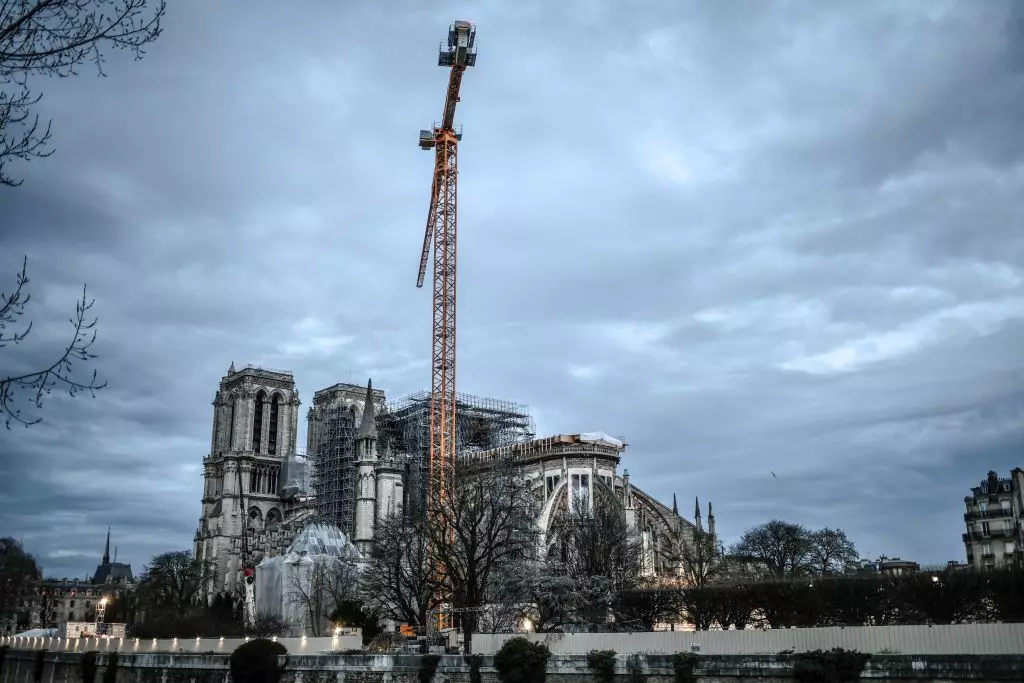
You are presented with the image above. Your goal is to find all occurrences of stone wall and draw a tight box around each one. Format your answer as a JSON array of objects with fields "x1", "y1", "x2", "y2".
[{"x1": 3, "y1": 648, "x2": 1024, "y2": 683}]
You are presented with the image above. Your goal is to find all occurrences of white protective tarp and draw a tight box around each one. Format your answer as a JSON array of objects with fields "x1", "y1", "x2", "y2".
[
  {"x1": 254, "y1": 523, "x2": 361, "y2": 631},
  {"x1": 280, "y1": 454, "x2": 312, "y2": 499},
  {"x1": 580, "y1": 431, "x2": 624, "y2": 448}
]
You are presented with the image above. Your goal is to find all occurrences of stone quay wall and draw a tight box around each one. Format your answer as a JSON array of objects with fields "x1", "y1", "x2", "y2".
[{"x1": 3, "y1": 648, "x2": 1024, "y2": 683}]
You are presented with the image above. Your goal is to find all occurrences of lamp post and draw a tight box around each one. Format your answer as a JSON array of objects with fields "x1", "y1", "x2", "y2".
[{"x1": 97, "y1": 598, "x2": 108, "y2": 635}]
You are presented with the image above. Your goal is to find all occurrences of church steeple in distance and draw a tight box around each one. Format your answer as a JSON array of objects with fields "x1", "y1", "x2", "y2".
[
  {"x1": 357, "y1": 379, "x2": 378, "y2": 440},
  {"x1": 695, "y1": 496, "x2": 703, "y2": 531},
  {"x1": 102, "y1": 526, "x2": 111, "y2": 565},
  {"x1": 672, "y1": 493, "x2": 679, "y2": 515}
]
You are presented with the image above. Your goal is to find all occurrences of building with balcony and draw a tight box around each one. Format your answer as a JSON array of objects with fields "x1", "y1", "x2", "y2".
[{"x1": 962, "y1": 469, "x2": 1024, "y2": 569}]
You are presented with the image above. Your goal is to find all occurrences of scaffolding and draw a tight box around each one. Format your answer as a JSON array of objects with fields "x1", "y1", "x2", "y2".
[
  {"x1": 307, "y1": 382, "x2": 387, "y2": 535},
  {"x1": 377, "y1": 391, "x2": 536, "y2": 518},
  {"x1": 308, "y1": 402, "x2": 356, "y2": 536}
]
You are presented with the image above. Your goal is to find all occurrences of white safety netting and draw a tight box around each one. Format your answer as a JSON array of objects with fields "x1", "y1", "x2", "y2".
[
  {"x1": 280, "y1": 454, "x2": 312, "y2": 498},
  {"x1": 254, "y1": 523, "x2": 362, "y2": 632}
]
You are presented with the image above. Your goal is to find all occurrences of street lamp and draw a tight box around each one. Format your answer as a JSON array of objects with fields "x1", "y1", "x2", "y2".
[{"x1": 97, "y1": 598, "x2": 108, "y2": 630}]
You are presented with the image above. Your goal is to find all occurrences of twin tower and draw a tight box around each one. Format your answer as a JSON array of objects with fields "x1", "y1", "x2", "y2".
[{"x1": 195, "y1": 364, "x2": 406, "y2": 593}]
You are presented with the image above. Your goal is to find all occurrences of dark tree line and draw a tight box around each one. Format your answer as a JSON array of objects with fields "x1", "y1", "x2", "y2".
[{"x1": 612, "y1": 566, "x2": 1024, "y2": 632}]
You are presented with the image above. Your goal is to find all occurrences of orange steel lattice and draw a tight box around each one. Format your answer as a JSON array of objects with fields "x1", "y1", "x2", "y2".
[{"x1": 416, "y1": 20, "x2": 477, "y2": 633}]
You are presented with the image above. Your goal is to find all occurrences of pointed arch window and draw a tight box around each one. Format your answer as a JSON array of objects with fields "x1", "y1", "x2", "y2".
[
  {"x1": 269, "y1": 394, "x2": 280, "y2": 455},
  {"x1": 252, "y1": 391, "x2": 266, "y2": 453}
]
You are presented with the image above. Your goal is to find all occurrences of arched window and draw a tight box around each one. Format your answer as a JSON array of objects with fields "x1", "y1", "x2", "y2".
[
  {"x1": 269, "y1": 394, "x2": 281, "y2": 455},
  {"x1": 248, "y1": 507, "x2": 263, "y2": 530},
  {"x1": 252, "y1": 391, "x2": 266, "y2": 453},
  {"x1": 266, "y1": 508, "x2": 281, "y2": 529}
]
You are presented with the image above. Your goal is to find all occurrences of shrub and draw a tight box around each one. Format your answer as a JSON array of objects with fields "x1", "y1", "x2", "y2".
[
  {"x1": 0, "y1": 646, "x2": 7, "y2": 681},
  {"x1": 672, "y1": 652, "x2": 698, "y2": 683},
  {"x1": 625, "y1": 653, "x2": 645, "y2": 683},
  {"x1": 587, "y1": 650, "x2": 617, "y2": 683},
  {"x1": 792, "y1": 648, "x2": 871, "y2": 683},
  {"x1": 229, "y1": 639, "x2": 288, "y2": 683},
  {"x1": 102, "y1": 651, "x2": 119, "y2": 683},
  {"x1": 464, "y1": 654, "x2": 484, "y2": 683},
  {"x1": 417, "y1": 654, "x2": 441, "y2": 683},
  {"x1": 81, "y1": 651, "x2": 98, "y2": 683},
  {"x1": 493, "y1": 637, "x2": 550, "y2": 683},
  {"x1": 33, "y1": 649, "x2": 46, "y2": 682}
]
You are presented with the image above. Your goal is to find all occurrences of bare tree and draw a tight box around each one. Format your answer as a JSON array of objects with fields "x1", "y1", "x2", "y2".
[
  {"x1": 35, "y1": 585, "x2": 58, "y2": 627},
  {"x1": 427, "y1": 459, "x2": 540, "y2": 654},
  {"x1": 359, "y1": 512, "x2": 437, "y2": 634},
  {"x1": 548, "y1": 486, "x2": 642, "y2": 630},
  {"x1": 1, "y1": 256, "x2": 106, "y2": 428},
  {"x1": 246, "y1": 611, "x2": 288, "y2": 638},
  {"x1": 288, "y1": 555, "x2": 354, "y2": 637},
  {"x1": 0, "y1": 0, "x2": 166, "y2": 186},
  {"x1": 677, "y1": 526, "x2": 723, "y2": 587},
  {"x1": 806, "y1": 527, "x2": 858, "y2": 575},
  {"x1": 135, "y1": 550, "x2": 214, "y2": 621},
  {"x1": 731, "y1": 520, "x2": 812, "y2": 578}
]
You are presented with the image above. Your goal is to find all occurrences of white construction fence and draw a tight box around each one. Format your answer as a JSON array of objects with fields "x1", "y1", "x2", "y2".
[
  {"x1": 472, "y1": 623, "x2": 1024, "y2": 656},
  {"x1": 0, "y1": 634, "x2": 358, "y2": 654}
]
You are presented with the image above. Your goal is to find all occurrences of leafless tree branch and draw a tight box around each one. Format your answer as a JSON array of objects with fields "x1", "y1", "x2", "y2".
[
  {"x1": 0, "y1": 255, "x2": 106, "y2": 428},
  {"x1": 0, "y1": 0, "x2": 166, "y2": 185}
]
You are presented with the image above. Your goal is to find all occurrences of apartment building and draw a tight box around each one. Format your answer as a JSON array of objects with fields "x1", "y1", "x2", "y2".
[{"x1": 962, "y1": 469, "x2": 1024, "y2": 569}]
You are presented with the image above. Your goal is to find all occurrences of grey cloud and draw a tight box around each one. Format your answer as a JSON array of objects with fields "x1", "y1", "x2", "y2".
[{"x1": 2, "y1": 0, "x2": 1023, "y2": 577}]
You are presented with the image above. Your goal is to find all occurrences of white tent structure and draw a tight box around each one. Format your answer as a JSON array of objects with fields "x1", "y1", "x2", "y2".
[{"x1": 254, "y1": 523, "x2": 362, "y2": 634}]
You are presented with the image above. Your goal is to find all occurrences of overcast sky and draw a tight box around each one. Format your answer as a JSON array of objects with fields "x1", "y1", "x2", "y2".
[{"x1": 1, "y1": 0, "x2": 1023, "y2": 579}]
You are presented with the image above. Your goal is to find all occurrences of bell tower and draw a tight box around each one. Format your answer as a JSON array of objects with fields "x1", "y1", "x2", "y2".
[{"x1": 196, "y1": 363, "x2": 300, "y2": 595}]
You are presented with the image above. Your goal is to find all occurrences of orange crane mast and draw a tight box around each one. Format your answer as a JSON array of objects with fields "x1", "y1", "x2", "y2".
[{"x1": 416, "y1": 20, "x2": 477, "y2": 631}]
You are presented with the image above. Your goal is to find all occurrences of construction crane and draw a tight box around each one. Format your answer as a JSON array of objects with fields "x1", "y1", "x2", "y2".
[{"x1": 416, "y1": 19, "x2": 477, "y2": 633}]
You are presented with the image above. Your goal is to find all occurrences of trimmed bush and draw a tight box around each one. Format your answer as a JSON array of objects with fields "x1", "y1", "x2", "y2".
[
  {"x1": 625, "y1": 654, "x2": 644, "y2": 683},
  {"x1": 417, "y1": 654, "x2": 441, "y2": 683},
  {"x1": 587, "y1": 650, "x2": 617, "y2": 683},
  {"x1": 102, "y1": 651, "x2": 119, "y2": 683},
  {"x1": 33, "y1": 649, "x2": 46, "y2": 682},
  {"x1": 792, "y1": 648, "x2": 871, "y2": 682},
  {"x1": 229, "y1": 639, "x2": 288, "y2": 683},
  {"x1": 672, "y1": 652, "x2": 698, "y2": 683},
  {"x1": 464, "y1": 654, "x2": 484, "y2": 683},
  {"x1": 80, "y1": 651, "x2": 98, "y2": 683},
  {"x1": 494, "y1": 637, "x2": 550, "y2": 683}
]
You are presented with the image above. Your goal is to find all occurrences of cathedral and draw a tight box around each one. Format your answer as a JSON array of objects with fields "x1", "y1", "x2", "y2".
[{"x1": 195, "y1": 363, "x2": 715, "y2": 595}]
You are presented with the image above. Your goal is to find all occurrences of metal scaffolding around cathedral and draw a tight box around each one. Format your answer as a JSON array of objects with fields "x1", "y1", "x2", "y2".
[
  {"x1": 376, "y1": 390, "x2": 536, "y2": 516},
  {"x1": 306, "y1": 381, "x2": 387, "y2": 535}
]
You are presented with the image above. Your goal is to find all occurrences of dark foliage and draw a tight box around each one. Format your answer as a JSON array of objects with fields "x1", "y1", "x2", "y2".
[
  {"x1": 33, "y1": 648, "x2": 45, "y2": 682},
  {"x1": 987, "y1": 566, "x2": 1024, "y2": 622},
  {"x1": 464, "y1": 654, "x2": 484, "y2": 683},
  {"x1": 331, "y1": 599, "x2": 383, "y2": 645},
  {"x1": 102, "y1": 651, "x2": 118, "y2": 683},
  {"x1": 0, "y1": 646, "x2": 7, "y2": 680},
  {"x1": 417, "y1": 654, "x2": 441, "y2": 683},
  {"x1": 678, "y1": 566, "x2": 1024, "y2": 629},
  {"x1": 625, "y1": 653, "x2": 645, "y2": 683},
  {"x1": 672, "y1": 652, "x2": 698, "y2": 683},
  {"x1": 80, "y1": 651, "x2": 98, "y2": 683},
  {"x1": 586, "y1": 649, "x2": 617, "y2": 683},
  {"x1": 229, "y1": 639, "x2": 288, "y2": 683},
  {"x1": 615, "y1": 588, "x2": 678, "y2": 631},
  {"x1": 792, "y1": 648, "x2": 870, "y2": 682},
  {"x1": 493, "y1": 637, "x2": 550, "y2": 683}
]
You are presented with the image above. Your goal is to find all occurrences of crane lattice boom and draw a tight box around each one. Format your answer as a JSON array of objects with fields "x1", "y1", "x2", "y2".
[{"x1": 416, "y1": 20, "x2": 477, "y2": 633}]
